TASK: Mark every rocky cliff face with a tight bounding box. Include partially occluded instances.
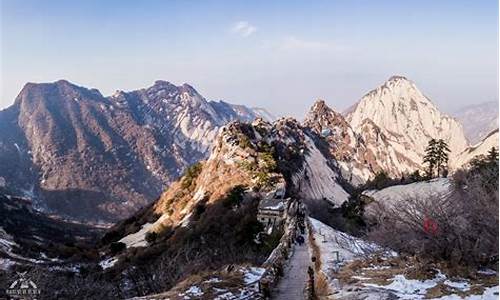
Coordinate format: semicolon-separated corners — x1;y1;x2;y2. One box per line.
0;80;269;222
345;76;469;173
303;100;418;184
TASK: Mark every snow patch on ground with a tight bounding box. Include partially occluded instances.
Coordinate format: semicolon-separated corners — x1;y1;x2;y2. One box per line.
363;274;498;300
310;217;391;262
179;285;204;298
99;257;118;270
242;267;265;285
204;277;222;283
435;286;499;299
118;223;154;248
179;212;193;228
443;279;471;291
309;217;395;290
364;272;446;299
363;178;452;215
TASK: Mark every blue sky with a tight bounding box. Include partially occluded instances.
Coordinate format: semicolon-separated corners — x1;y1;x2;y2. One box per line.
1;0;498;117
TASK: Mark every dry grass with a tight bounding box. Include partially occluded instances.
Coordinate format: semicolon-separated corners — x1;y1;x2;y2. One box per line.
336;256;405;286
425;282;456;298
314;272;332;300
334;255;499;299
308;222;322;272
140;264;259;300
423;278;498;299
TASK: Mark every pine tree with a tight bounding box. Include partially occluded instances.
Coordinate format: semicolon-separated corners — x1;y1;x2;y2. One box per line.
487;147;499;164
423;139;438;177
467;147;498;192
423;138;450;178
435;139;450;177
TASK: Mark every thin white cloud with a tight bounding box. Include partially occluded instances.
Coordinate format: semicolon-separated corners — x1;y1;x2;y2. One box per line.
231;21;257;37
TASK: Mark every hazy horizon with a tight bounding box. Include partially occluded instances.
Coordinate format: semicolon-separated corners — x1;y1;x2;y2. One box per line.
1;0;498;117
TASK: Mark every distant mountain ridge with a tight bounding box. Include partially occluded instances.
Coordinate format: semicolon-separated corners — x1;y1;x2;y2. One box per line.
453;101;498;145
0;80;273;222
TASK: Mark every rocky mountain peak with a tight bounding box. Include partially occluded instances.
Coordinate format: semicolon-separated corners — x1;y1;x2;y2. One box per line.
304;99;351;135
179;83;198;93
308;98;341;115
16;80;103;107
386;75;410;84
361;75;431;108
145;80;181;96
251;116;272;129
152;79;175;87
383;75;418;92
310;99;329;112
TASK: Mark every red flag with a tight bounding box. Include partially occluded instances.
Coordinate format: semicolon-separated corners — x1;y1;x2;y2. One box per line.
423;217;438;235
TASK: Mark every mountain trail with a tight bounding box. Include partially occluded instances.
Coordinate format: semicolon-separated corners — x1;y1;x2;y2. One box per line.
272;227;312;300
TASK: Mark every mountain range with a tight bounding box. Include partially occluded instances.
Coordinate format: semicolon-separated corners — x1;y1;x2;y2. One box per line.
0;76;497;223
0;75;498;299
0;80;273;222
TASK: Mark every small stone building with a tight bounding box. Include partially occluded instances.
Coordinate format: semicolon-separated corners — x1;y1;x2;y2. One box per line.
257;197;287;230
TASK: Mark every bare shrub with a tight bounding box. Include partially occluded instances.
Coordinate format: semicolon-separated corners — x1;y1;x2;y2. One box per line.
367;172;498;268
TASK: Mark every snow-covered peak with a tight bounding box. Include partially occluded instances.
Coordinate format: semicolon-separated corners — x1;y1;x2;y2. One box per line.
375;75;425;99
346;76;468;165
349;76;435;130
384;75;416;88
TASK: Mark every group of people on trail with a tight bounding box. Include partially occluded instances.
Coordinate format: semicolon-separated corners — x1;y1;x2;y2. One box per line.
295;203;306;245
